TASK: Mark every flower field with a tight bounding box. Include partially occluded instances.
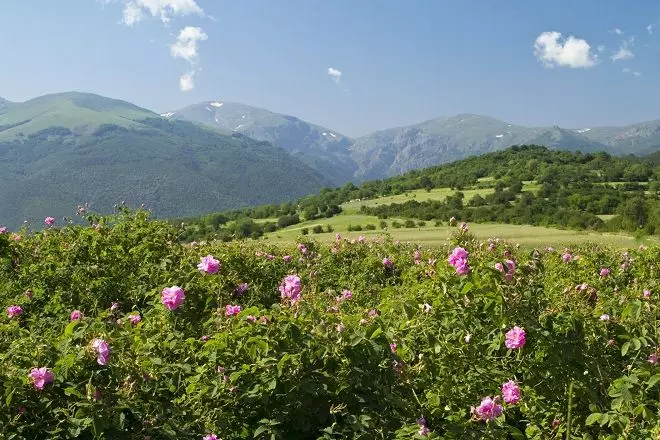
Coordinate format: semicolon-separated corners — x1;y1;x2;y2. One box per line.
0;209;658;439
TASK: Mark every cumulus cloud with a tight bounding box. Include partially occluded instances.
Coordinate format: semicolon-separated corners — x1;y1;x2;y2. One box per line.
648;24;655;35
622;67;641;77
179;71;195;91
597;45;605;52
533;31;598;68
170;26;207;62
327;67;342;83
612;28;624;35
170;27;207;91
611;37;635;62
99;0;204;26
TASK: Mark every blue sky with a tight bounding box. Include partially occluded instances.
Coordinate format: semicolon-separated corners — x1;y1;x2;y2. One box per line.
1;1;659;136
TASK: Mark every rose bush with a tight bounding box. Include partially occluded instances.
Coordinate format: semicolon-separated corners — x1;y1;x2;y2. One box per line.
0;208;657;439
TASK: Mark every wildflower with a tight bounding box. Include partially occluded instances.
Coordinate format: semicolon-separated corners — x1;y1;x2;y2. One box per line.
643;289;651;299
423;303;432;313
382;257;393;269
128;314;141;326
335;233;341;242
413;250;421;264
454;258;470;276
449;216;456;225
417;417;430;436
28;367;54;390
358;235;366;243
341;289;353;300
501;380;521;404
110;302;119;311
260;316;268;324
600;314;610;322
91;339;110;365
246;315;257;323
23;290;32;299
562;253;572;262
70;310;82;321
552;419;561;428
44;216;55;226
7;305;22;318
297;243;308;254
10;233;21;241
266;254;274;260
279;275;302;303
448;247;469;266
197;255;220;274
203;434;219;440
161;286;185;311
0;226;7;234
505;326;526;349
235;283;248;295
465;333;472;343
283;255;292;262
369;309;378;318
494;262;504;272
390;343;397;353
546;246;555;253
337;323;345;332
648;353;658;364
488;243;496;251
473;396;503;422
201;335;209;342
600;268;611;277
460;222;469;232
505;260;516;274
225;305;241;317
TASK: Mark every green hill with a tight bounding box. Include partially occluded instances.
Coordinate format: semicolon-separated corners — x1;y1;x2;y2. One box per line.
0;93;329;228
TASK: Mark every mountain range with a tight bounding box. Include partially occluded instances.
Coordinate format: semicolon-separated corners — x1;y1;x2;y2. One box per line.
0;93;328;228
164;102;660;182
1;91;659;227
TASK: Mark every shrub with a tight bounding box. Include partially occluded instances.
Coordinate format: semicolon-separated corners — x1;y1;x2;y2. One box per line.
404;219;416;228
364;224;376;231
312;225;324;234
0;209;658;439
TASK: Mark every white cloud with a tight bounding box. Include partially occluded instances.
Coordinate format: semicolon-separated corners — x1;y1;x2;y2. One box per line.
170;26;207;62
179;71;195;91
327;67;342;83
612;28;624;35
648;24;655;35
611;37;635;62
170;27;207;92
622;67;641;77
123;0;203;25
611;47;633;61
533;31;598;68
597;45;605;52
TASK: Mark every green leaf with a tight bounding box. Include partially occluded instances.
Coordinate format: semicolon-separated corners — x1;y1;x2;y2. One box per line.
621;342;630;356
647;374;660;389
585;413;601;426
369;328;383;340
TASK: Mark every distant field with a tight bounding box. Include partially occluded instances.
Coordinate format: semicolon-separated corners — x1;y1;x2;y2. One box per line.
342;188;493;213
265;221;654;249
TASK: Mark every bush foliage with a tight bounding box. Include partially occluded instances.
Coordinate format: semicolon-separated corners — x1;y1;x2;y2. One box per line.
0;209;658;439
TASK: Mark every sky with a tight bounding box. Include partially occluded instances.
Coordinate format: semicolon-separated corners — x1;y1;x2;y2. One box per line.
1;0;660;137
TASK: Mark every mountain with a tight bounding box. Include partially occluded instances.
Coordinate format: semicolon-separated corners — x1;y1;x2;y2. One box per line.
348;114;611;181
579;121;660;156
164;101;357;185
171;103;660;183
0;93;329;228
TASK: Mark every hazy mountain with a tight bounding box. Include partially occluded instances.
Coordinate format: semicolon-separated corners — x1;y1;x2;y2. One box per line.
171;103;660;182
348;114;611;180
0;93;329;228
165;101;357;184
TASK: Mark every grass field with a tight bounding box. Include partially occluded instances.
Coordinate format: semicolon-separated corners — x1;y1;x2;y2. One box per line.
264;219;655;249
341;188;494;214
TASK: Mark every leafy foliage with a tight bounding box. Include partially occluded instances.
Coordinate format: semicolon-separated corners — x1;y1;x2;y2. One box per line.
0;209;658;438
